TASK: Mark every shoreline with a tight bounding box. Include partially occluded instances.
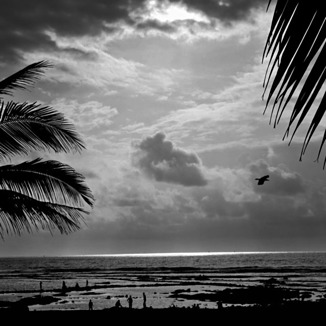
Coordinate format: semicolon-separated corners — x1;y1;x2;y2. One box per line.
2;253;326;321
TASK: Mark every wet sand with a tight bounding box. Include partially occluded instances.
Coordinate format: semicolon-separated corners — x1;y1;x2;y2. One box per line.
1;280;324;312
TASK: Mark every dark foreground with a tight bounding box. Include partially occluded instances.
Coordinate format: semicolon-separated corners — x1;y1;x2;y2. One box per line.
1;301;325;325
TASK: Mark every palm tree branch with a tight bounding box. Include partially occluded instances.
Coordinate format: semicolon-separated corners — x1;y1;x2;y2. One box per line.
273;14;326;128
285;64;326;143
0;159;94;208
300;92;326;158
0;101;85;157
0;61;52;97
263;0;326;166
262;1;297;91
0;189;87;237
264;4;316;108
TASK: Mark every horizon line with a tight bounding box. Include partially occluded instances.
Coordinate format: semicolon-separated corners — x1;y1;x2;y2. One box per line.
71;250;326;258
1;250;325;258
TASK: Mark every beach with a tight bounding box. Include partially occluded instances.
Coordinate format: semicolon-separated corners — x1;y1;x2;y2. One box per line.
1;252;326;322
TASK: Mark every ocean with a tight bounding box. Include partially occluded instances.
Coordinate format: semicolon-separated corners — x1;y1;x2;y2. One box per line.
0;251;326;311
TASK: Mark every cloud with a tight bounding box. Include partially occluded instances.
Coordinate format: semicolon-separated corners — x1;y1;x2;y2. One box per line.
131;0;270;42
125;57;271;152
20;40;182;98
193;185;246;219
132;132;208;186
173;0;268;22
4;139;326;254
135;19;177;33
81;156;326;252
0;0;145;62
50;99;119;137
0;0;269;64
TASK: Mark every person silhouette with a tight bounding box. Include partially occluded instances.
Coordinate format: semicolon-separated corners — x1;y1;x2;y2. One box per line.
62;281;67;293
127;295;133;309
88;299;93;310
39;281;43;293
143;292;147;309
115;299;122;308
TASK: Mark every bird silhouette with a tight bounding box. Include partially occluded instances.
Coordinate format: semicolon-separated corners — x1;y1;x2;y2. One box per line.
255;175;270;185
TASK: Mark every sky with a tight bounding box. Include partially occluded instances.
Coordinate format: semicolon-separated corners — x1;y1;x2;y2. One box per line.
1;0;326;256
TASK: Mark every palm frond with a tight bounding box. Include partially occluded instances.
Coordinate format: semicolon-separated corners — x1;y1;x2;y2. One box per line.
0;101;85;157
0;61;52;97
0;158;94;208
0;189;87;237
262;0;326;167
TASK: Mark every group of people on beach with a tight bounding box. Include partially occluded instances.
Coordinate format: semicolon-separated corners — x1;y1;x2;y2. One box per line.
114;292;147;309
89;292;147;310
60;280;90;294
40;280;90;294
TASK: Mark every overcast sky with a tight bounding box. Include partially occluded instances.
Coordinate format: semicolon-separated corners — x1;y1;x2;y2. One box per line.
1;0;326;256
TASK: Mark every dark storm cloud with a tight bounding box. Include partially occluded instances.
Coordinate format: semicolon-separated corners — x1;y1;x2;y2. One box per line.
250;160;306;195
132;132;207;187
0;0;146;62
171;0;267;22
0;0;267;64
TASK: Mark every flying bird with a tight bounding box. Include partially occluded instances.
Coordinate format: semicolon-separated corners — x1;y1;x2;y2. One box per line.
255;175;270;185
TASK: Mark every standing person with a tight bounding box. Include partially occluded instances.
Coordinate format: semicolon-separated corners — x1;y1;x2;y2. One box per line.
62;281;67;293
39;281;43;293
127;295;133;309
89;299;93;310
143;292;147;309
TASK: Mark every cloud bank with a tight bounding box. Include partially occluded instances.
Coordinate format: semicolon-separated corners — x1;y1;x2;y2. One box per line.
0;0;268;63
132;132;208;186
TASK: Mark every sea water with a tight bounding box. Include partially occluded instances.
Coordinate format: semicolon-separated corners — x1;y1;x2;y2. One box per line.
0;251;325;310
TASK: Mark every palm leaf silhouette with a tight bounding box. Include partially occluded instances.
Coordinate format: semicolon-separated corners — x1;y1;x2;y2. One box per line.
0;61;52;97
0;101;85;158
0;159;94;208
0;61;94;236
263;0;326;167
0;189;87;237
